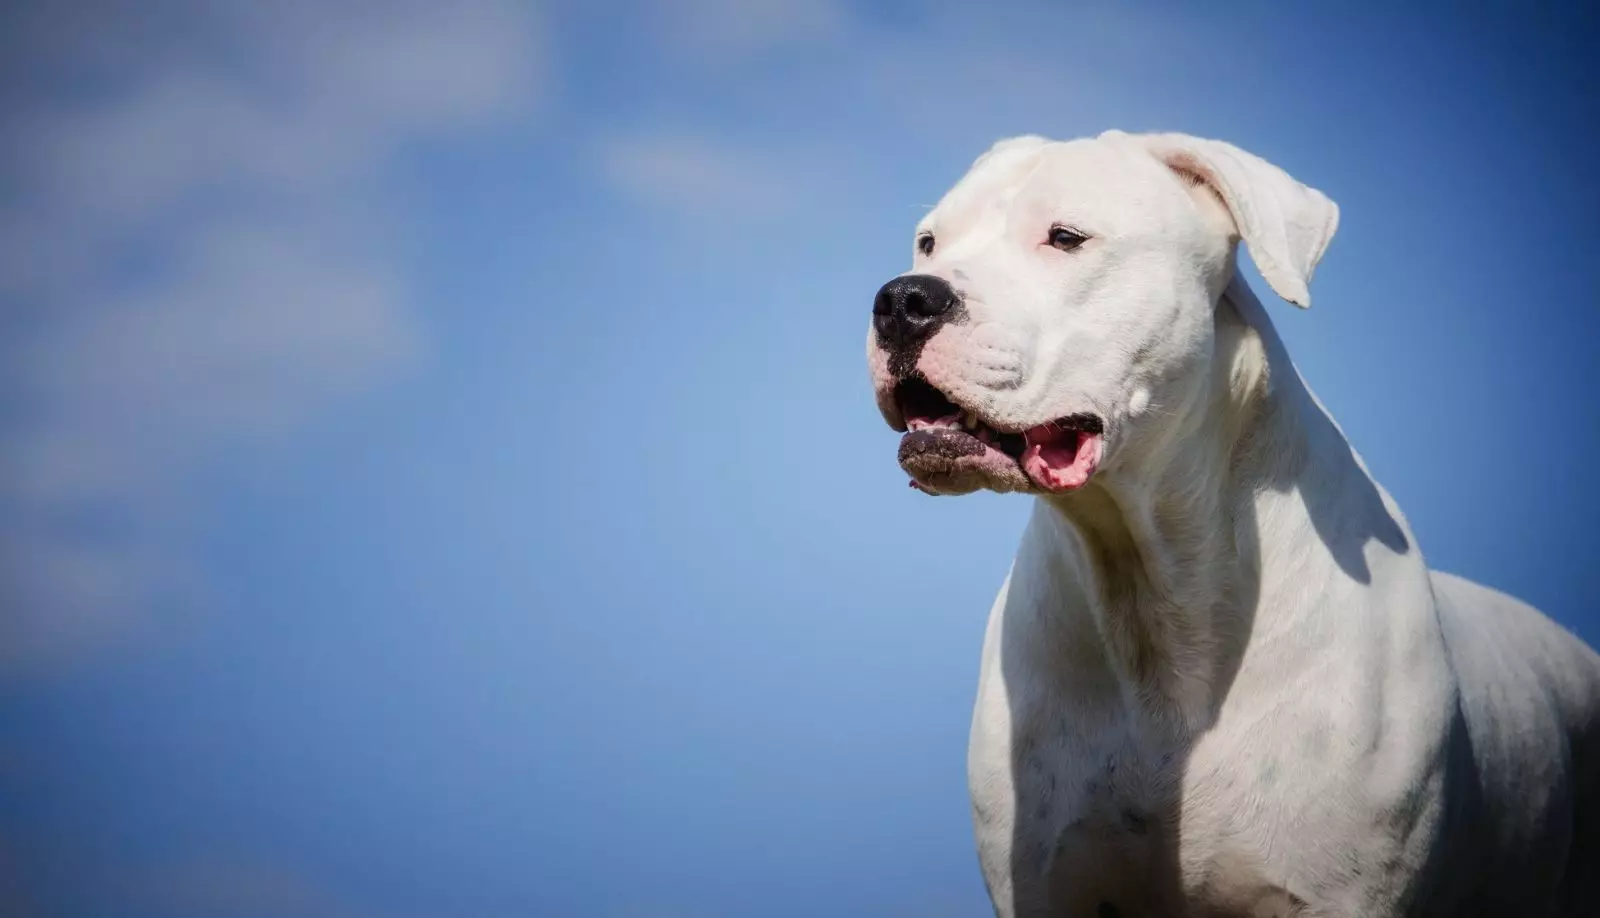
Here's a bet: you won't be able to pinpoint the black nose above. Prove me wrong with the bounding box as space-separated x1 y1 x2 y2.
872 274 959 349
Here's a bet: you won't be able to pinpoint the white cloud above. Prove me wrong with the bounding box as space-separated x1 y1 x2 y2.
8 224 416 504
0 0 544 677
599 134 800 220
588 2 1208 226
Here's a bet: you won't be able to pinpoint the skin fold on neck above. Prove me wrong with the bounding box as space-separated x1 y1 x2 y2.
1029 277 1335 736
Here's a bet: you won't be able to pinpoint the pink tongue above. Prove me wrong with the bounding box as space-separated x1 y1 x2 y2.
1021 430 1097 491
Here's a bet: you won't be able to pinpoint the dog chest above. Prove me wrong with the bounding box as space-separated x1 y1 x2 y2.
971 714 1325 916
969 650 1359 917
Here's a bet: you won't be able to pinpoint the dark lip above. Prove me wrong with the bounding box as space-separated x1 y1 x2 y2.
897 427 989 462
891 377 1104 463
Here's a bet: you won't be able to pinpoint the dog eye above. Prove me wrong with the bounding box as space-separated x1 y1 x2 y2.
917 233 935 256
1048 226 1087 252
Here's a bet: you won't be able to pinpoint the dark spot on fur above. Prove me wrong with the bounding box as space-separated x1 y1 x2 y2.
1033 841 1053 871
1121 808 1149 834
1301 722 1332 756
1258 758 1280 788
1097 902 1122 918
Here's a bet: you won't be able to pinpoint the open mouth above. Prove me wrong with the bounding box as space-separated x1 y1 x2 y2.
894 378 1104 494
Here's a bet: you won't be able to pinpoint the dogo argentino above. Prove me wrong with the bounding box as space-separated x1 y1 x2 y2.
866 130 1600 917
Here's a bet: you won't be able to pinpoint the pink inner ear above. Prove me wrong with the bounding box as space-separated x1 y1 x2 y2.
1142 132 1336 308
1167 162 1237 243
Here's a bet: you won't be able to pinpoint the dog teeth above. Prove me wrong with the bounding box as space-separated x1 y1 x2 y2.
910 416 968 431
908 409 1002 436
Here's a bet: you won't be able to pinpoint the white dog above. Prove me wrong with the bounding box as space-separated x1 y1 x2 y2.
866 131 1600 917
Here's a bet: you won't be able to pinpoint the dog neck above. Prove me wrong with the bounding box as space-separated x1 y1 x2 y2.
1029 274 1409 735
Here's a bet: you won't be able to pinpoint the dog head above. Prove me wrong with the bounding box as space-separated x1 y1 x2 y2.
868 130 1338 496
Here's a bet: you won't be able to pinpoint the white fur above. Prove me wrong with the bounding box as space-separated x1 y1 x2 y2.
869 131 1600 917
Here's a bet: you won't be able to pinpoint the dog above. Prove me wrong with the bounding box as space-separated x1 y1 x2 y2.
866 131 1600 917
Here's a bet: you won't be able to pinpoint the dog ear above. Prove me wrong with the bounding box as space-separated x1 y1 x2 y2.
1108 131 1339 308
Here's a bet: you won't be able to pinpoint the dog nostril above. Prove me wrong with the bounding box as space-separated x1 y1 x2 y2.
902 288 934 318
906 276 957 318
872 286 895 316
872 311 897 341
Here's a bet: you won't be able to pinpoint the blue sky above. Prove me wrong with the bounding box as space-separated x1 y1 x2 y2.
2 2 1597 916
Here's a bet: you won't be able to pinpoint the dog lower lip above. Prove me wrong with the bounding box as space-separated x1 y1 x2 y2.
893 378 1099 465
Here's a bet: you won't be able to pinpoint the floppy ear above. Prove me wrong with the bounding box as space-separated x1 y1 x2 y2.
1109 131 1339 308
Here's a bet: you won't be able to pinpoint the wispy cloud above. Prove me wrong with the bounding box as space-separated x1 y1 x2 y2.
598 133 800 220
585 1 1209 226
0 0 545 676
